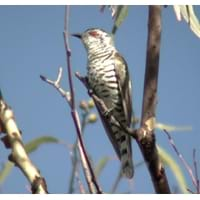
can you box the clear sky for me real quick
[0,5,200,194]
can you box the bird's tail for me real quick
[119,132,134,178]
[95,101,134,178]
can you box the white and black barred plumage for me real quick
[72,28,134,178]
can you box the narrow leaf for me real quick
[158,145,188,193]
[94,156,110,178]
[0,161,13,184]
[173,5,200,38]
[0,136,59,185]
[155,122,192,132]
[112,6,129,34]
[25,136,59,153]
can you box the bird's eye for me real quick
[88,31,100,38]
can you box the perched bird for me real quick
[72,28,134,178]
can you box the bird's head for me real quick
[71,28,114,51]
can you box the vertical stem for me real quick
[68,112,88,193]
[138,5,170,193]
[64,6,75,109]
[141,6,160,124]
[63,6,102,193]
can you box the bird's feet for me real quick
[102,107,114,120]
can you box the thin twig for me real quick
[75,73,142,194]
[40,68,102,193]
[40,67,71,104]
[63,6,74,109]
[63,6,102,194]
[187,188,195,194]
[75,169,86,194]
[193,149,200,193]
[68,143,86,194]
[68,111,89,193]
[75,72,137,139]
[137,6,170,193]
[68,140,80,193]
[0,96,48,194]
[164,129,198,191]
[110,168,122,193]
[73,5,169,194]
[61,139,87,193]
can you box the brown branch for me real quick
[75,72,137,139]
[74,5,170,194]
[39,6,101,194]
[40,67,102,193]
[137,6,170,193]
[64,6,74,109]
[75,71,170,193]
[0,93,48,194]
[68,108,89,193]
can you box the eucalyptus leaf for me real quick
[0,136,60,185]
[158,145,188,193]
[155,122,192,132]
[112,6,129,34]
[25,136,59,153]
[173,5,200,38]
[94,156,110,178]
[0,161,13,184]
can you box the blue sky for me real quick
[0,5,200,193]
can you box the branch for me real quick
[40,67,71,104]
[164,129,199,193]
[75,72,137,139]
[110,168,122,193]
[137,6,170,193]
[63,5,75,109]
[71,5,169,194]
[62,6,102,193]
[67,141,86,194]
[0,93,48,194]
[40,67,102,193]
[68,109,89,193]
[193,149,200,193]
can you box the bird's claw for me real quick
[102,107,114,119]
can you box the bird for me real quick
[72,28,134,178]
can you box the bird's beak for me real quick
[71,33,82,39]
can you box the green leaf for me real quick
[0,136,59,185]
[112,6,129,34]
[157,145,188,193]
[173,5,200,38]
[0,161,13,184]
[94,156,110,178]
[155,122,192,132]
[24,136,59,153]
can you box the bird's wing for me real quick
[114,52,132,125]
[92,52,133,158]
[113,52,134,178]
[94,101,121,158]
